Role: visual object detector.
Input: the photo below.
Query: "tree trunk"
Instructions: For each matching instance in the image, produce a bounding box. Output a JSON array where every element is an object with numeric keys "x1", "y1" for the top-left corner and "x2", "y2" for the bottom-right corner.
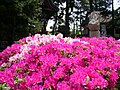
[
  {"x1": 65, "y1": 0, "x2": 70, "y2": 37},
  {"x1": 89, "y1": 0, "x2": 93, "y2": 12}
]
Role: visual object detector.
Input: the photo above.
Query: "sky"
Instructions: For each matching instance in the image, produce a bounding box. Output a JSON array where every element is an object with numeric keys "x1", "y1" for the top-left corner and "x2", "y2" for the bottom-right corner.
[
  {"x1": 114, "y1": 0, "x2": 120, "y2": 10},
  {"x1": 46, "y1": 0, "x2": 120, "y2": 31}
]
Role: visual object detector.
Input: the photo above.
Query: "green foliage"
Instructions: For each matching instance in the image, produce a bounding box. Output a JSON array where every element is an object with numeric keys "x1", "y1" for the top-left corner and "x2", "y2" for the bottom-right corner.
[
  {"x1": 0, "y1": 83, "x2": 10, "y2": 90},
  {"x1": 50, "y1": 0, "x2": 114, "y2": 37},
  {"x1": 0, "y1": 0, "x2": 42, "y2": 41}
]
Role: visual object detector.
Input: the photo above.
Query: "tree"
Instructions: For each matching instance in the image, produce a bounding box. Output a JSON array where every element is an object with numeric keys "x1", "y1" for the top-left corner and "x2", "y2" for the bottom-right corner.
[
  {"x1": 0, "y1": 0, "x2": 42, "y2": 44},
  {"x1": 40, "y1": 0, "x2": 59, "y2": 34},
  {"x1": 48, "y1": 0, "x2": 113, "y2": 36}
]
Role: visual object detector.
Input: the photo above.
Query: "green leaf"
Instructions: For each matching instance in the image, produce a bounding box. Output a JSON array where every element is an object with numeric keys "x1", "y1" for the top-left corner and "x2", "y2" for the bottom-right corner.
[
  {"x1": 0, "y1": 67, "x2": 4, "y2": 71},
  {"x1": 86, "y1": 76, "x2": 90, "y2": 84},
  {"x1": 114, "y1": 88, "x2": 118, "y2": 90}
]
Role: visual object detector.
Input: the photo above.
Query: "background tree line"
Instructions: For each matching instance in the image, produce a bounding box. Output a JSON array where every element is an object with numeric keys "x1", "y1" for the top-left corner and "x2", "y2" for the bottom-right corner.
[
  {"x1": 0, "y1": 0, "x2": 42, "y2": 44},
  {"x1": 0, "y1": 0, "x2": 120, "y2": 50}
]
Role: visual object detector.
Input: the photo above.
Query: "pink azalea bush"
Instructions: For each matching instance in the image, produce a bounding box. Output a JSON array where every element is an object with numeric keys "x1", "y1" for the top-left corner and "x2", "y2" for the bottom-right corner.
[{"x1": 0, "y1": 34, "x2": 120, "y2": 90}]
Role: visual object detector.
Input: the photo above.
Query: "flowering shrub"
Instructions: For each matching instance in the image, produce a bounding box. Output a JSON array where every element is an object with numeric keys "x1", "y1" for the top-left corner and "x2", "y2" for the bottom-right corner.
[{"x1": 0, "y1": 34, "x2": 120, "y2": 90}]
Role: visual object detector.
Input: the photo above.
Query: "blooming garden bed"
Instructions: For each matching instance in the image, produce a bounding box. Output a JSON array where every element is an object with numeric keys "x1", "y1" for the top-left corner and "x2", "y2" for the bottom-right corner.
[{"x1": 0, "y1": 34, "x2": 120, "y2": 90}]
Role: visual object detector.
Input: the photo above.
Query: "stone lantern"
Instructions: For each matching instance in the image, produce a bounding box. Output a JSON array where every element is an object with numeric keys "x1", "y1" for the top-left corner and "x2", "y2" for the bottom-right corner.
[
  {"x1": 100, "y1": 23, "x2": 106, "y2": 36},
  {"x1": 88, "y1": 11, "x2": 101, "y2": 37},
  {"x1": 88, "y1": 11, "x2": 112, "y2": 37},
  {"x1": 88, "y1": 24, "x2": 100, "y2": 37}
]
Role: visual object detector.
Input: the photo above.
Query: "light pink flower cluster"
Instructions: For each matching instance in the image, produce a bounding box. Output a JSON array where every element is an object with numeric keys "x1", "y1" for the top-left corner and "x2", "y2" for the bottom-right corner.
[{"x1": 0, "y1": 34, "x2": 120, "y2": 90}]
